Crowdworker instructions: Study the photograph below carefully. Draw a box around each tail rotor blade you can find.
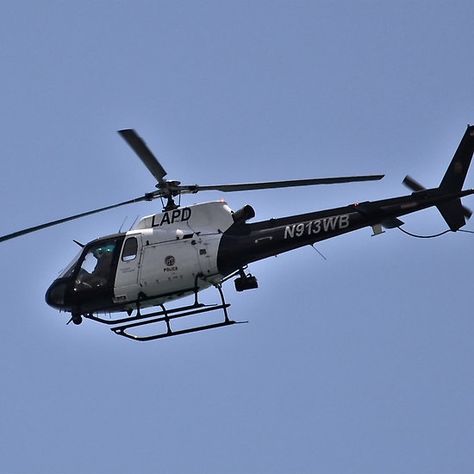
[403,176,471,218]
[403,175,426,192]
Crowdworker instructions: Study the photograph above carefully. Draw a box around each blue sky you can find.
[1,1,474,473]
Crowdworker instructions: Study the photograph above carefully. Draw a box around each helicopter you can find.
[1,126,473,341]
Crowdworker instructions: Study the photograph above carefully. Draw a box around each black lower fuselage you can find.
[217,188,473,274]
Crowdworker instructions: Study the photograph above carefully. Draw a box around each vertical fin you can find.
[436,125,474,231]
[439,125,474,192]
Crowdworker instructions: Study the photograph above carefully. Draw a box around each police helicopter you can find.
[2,127,473,341]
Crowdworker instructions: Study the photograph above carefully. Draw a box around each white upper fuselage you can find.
[113,201,235,310]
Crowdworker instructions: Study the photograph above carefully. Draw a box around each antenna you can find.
[310,244,327,260]
[128,216,140,231]
[118,216,128,233]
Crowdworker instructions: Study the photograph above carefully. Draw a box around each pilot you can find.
[90,244,115,287]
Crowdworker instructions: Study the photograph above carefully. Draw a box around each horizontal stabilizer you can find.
[355,202,404,229]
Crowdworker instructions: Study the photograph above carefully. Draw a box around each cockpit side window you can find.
[122,237,138,262]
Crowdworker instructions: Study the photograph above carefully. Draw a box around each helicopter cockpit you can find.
[46,235,125,313]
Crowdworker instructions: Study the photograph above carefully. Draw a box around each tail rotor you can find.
[401,125,474,230]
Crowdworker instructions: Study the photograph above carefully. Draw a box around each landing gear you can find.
[77,278,247,342]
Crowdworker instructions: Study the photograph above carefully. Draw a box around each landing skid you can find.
[82,283,247,341]
[111,304,241,341]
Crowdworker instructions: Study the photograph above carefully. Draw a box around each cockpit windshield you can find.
[58,250,82,279]
[74,239,120,291]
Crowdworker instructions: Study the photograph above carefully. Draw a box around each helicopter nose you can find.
[45,279,68,309]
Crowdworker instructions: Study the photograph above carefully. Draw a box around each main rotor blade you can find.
[176,175,384,194]
[0,194,155,243]
[118,129,167,183]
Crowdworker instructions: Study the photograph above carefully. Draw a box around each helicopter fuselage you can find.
[45,185,473,319]
[2,125,471,339]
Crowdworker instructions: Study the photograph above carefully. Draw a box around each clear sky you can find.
[1,1,473,473]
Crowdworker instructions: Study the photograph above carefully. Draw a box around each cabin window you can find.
[122,237,138,262]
